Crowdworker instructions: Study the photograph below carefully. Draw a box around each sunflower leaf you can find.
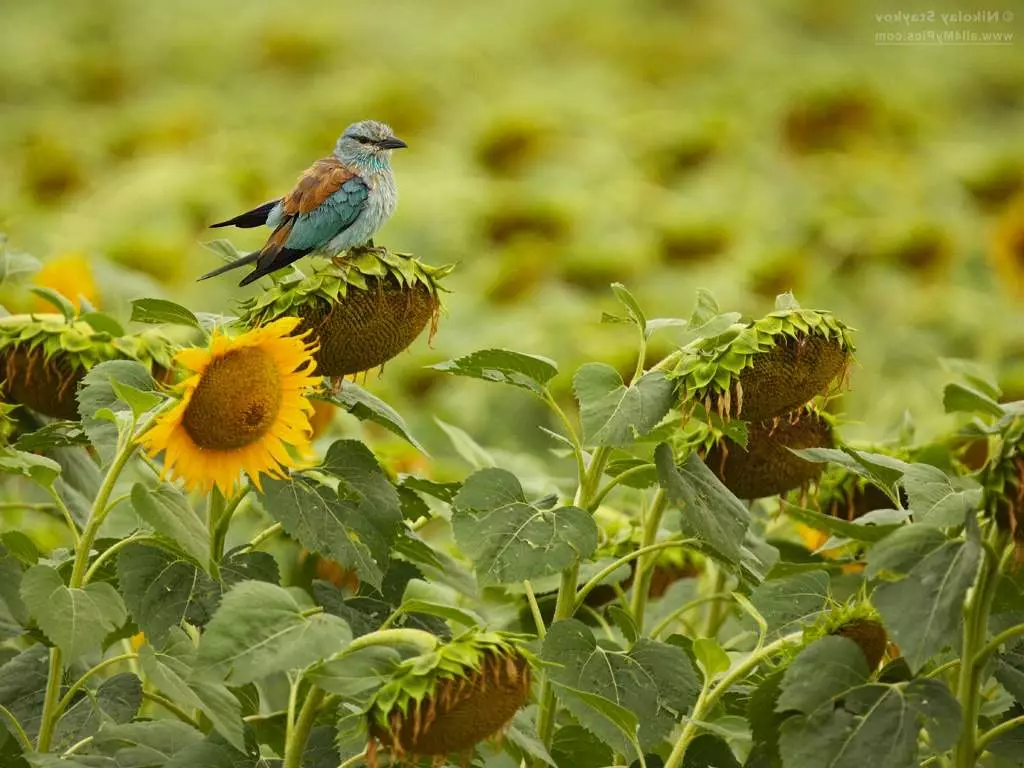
[130,298,201,330]
[77,360,158,465]
[130,484,210,569]
[431,348,559,396]
[52,673,141,752]
[451,468,597,584]
[261,475,389,589]
[574,364,675,447]
[318,384,427,453]
[20,565,126,662]
[196,581,351,685]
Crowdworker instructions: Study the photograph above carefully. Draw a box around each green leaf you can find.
[943,381,1005,417]
[318,384,427,453]
[431,348,558,395]
[139,628,245,752]
[29,287,75,321]
[543,619,697,752]
[92,720,204,765]
[551,725,613,768]
[319,440,403,547]
[655,444,750,565]
[307,646,401,703]
[782,502,902,543]
[0,243,41,285]
[0,547,29,640]
[20,565,126,661]
[574,364,675,447]
[163,729,260,768]
[865,525,948,580]
[778,679,960,768]
[606,605,639,645]
[13,421,89,452]
[900,463,982,527]
[870,533,981,672]
[0,448,61,488]
[0,645,49,743]
[793,446,909,504]
[692,638,730,680]
[131,484,209,568]
[451,468,597,584]
[196,581,351,685]
[261,475,387,590]
[130,298,201,330]
[77,361,157,464]
[53,673,141,751]
[549,682,641,760]
[506,712,558,767]
[683,734,743,768]
[117,543,218,644]
[748,571,830,637]
[777,636,869,714]
[994,646,1024,704]
[986,716,1024,761]
[79,312,125,337]
[109,380,161,419]
[434,418,495,468]
[610,282,647,332]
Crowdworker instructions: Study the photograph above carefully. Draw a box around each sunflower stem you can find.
[54,652,138,722]
[82,533,154,585]
[283,686,325,768]
[574,539,693,612]
[0,703,33,754]
[141,690,201,728]
[35,648,63,751]
[344,628,440,655]
[663,632,803,768]
[628,489,669,634]
[534,445,613,764]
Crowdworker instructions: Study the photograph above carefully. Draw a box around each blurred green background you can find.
[2,0,1022,465]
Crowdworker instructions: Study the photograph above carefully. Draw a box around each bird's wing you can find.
[246,157,368,282]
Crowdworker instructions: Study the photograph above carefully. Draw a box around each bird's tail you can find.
[197,251,261,281]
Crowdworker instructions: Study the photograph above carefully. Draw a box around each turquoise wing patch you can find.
[284,177,369,251]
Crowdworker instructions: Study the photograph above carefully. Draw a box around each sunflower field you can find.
[1,1,1023,767]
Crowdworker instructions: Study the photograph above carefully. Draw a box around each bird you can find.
[200,119,407,286]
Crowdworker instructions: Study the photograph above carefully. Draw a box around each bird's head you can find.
[334,120,407,170]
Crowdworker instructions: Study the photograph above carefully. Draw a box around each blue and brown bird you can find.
[200,119,406,286]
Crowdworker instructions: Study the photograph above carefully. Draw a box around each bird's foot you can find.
[348,243,389,258]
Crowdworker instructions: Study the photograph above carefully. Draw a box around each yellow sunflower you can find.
[140,317,319,495]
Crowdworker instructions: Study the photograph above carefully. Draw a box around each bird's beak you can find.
[376,136,408,150]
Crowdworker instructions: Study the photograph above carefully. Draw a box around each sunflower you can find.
[140,317,319,495]
[990,194,1024,299]
[33,252,99,312]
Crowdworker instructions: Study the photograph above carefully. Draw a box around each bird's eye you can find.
[353,135,373,144]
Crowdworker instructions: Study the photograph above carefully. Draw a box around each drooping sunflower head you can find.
[0,314,174,420]
[366,631,532,766]
[701,406,834,500]
[140,317,319,495]
[237,250,451,379]
[670,297,854,424]
[807,602,890,671]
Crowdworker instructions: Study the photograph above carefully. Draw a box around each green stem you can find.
[650,593,734,640]
[55,653,138,721]
[35,648,63,751]
[211,486,252,563]
[207,488,226,580]
[628,489,669,634]
[954,530,1007,768]
[703,565,729,638]
[977,713,1024,752]
[524,580,546,640]
[589,463,656,512]
[533,444,613,765]
[38,405,167,752]
[542,388,586,489]
[82,533,153,585]
[62,735,94,758]
[0,702,33,754]
[46,489,80,544]
[0,501,56,512]
[574,539,692,612]
[974,622,1024,667]
[344,628,440,656]
[339,750,369,768]
[283,686,326,768]
[663,633,803,768]
[243,521,283,552]
[141,690,201,728]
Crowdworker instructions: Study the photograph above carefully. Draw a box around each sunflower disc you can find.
[373,650,530,758]
[297,276,439,377]
[831,618,888,670]
[705,410,833,499]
